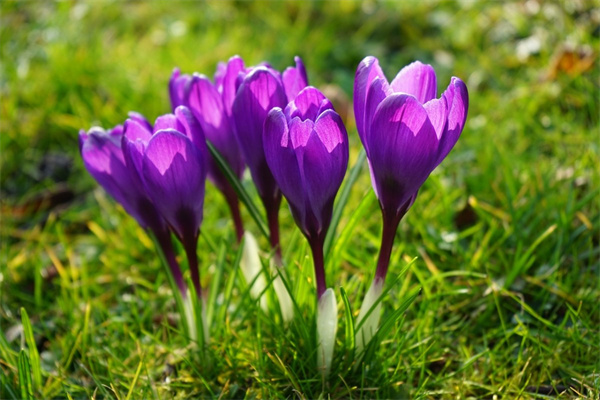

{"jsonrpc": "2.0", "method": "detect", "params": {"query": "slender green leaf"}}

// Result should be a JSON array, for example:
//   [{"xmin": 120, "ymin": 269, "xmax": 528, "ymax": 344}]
[
  {"xmin": 1, "ymin": 367, "xmax": 19, "ymax": 400},
  {"xmin": 20, "ymin": 308, "xmax": 41, "ymax": 392},
  {"xmin": 149, "ymin": 233, "xmax": 191, "ymax": 342},
  {"xmin": 18, "ymin": 350, "xmax": 33, "ymax": 400},
  {"xmin": 323, "ymin": 149, "xmax": 366, "ymax": 258},
  {"xmin": 0, "ymin": 329, "xmax": 17, "ymax": 366},
  {"xmin": 206, "ymin": 141, "xmax": 269, "ymax": 239},
  {"xmin": 354, "ymin": 258, "xmax": 416, "ymax": 333},
  {"xmin": 340, "ymin": 287, "xmax": 355, "ymax": 367},
  {"xmin": 218, "ymin": 240, "xmax": 243, "ymax": 325},
  {"xmin": 125, "ymin": 359, "xmax": 144, "ymax": 400},
  {"xmin": 206, "ymin": 241, "xmax": 227, "ymax": 325}
]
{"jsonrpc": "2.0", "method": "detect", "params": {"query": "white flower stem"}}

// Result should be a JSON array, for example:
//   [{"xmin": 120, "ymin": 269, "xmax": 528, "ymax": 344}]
[
  {"xmin": 355, "ymin": 278, "xmax": 384, "ymax": 357},
  {"xmin": 317, "ymin": 288, "xmax": 338, "ymax": 377},
  {"xmin": 239, "ymin": 232, "xmax": 268, "ymax": 311},
  {"xmin": 270, "ymin": 259, "xmax": 294, "ymax": 322}
]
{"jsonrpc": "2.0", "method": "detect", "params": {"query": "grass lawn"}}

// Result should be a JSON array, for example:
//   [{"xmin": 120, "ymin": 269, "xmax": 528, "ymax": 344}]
[{"xmin": 1, "ymin": 1, "xmax": 598, "ymax": 398}]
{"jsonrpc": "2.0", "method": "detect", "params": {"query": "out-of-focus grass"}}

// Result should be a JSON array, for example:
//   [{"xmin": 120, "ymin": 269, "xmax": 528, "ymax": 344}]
[{"xmin": 1, "ymin": 1, "xmax": 598, "ymax": 398}]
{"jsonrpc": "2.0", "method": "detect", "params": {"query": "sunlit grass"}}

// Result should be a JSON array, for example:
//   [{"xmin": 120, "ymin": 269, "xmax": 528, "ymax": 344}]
[{"xmin": 1, "ymin": 1, "xmax": 598, "ymax": 398}]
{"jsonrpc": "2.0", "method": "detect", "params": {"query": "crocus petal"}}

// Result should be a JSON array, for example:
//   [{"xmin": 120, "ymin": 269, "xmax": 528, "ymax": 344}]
[
  {"xmin": 154, "ymin": 114, "xmax": 182, "ymax": 133},
  {"xmin": 282, "ymin": 56, "xmax": 309, "ymax": 102},
  {"xmin": 285, "ymin": 86, "xmax": 333, "ymax": 122},
  {"xmin": 302, "ymin": 110, "xmax": 348, "ymax": 232},
  {"xmin": 80, "ymin": 128, "xmax": 146, "ymax": 227},
  {"xmin": 232, "ymin": 67, "xmax": 287, "ymax": 198},
  {"xmin": 289, "ymin": 117, "xmax": 314, "ymax": 149},
  {"xmin": 188, "ymin": 75, "xmax": 225, "ymax": 135},
  {"xmin": 221, "ymin": 55, "xmax": 246, "ymax": 118},
  {"xmin": 367, "ymin": 94, "xmax": 439, "ymax": 213},
  {"xmin": 174, "ymin": 105, "xmax": 207, "ymax": 154},
  {"xmin": 214, "ymin": 61, "xmax": 227, "ymax": 90},
  {"xmin": 263, "ymin": 108, "xmax": 306, "ymax": 221},
  {"xmin": 390, "ymin": 61, "xmax": 437, "ymax": 103},
  {"xmin": 169, "ymin": 68, "xmax": 192, "ymax": 110},
  {"xmin": 353, "ymin": 56, "xmax": 386, "ymax": 142},
  {"xmin": 123, "ymin": 118, "xmax": 152, "ymax": 142},
  {"xmin": 423, "ymin": 96, "xmax": 448, "ymax": 140},
  {"xmin": 127, "ymin": 112, "xmax": 153, "ymax": 132},
  {"xmin": 123, "ymin": 135, "xmax": 146, "ymax": 182},
  {"xmin": 188, "ymin": 75, "xmax": 244, "ymax": 179},
  {"xmin": 362, "ymin": 77, "xmax": 392, "ymax": 153},
  {"xmin": 122, "ymin": 118, "xmax": 152, "ymax": 191},
  {"xmin": 142, "ymin": 130, "xmax": 206, "ymax": 240},
  {"xmin": 436, "ymin": 77, "xmax": 469, "ymax": 166}
]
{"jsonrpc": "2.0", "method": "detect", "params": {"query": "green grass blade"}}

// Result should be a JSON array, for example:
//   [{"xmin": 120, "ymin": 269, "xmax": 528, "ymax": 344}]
[
  {"xmin": 148, "ymin": 233, "xmax": 191, "ymax": 342},
  {"xmin": 330, "ymin": 190, "xmax": 376, "ymax": 268},
  {"xmin": 218, "ymin": 240, "xmax": 243, "ymax": 325},
  {"xmin": 206, "ymin": 141, "xmax": 269, "ymax": 239},
  {"xmin": 206, "ymin": 241, "xmax": 227, "ymax": 326},
  {"xmin": 18, "ymin": 349, "xmax": 33, "ymax": 400},
  {"xmin": 505, "ymin": 224, "xmax": 557, "ymax": 288},
  {"xmin": 1, "ymin": 367, "xmax": 19, "ymax": 400},
  {"xmin": 0, "ymin": 329, "xmax": 17, "ymax": 366},
  {"xmin": 125, "ymin": 359, "xmax": 144, "ymax": 400},
  {"xmin": 362, "ymin": 286, "xmax": 420, "ymax": 365},
  {"xmin": 323, "ymin": 149, "xmax": 367, "ymax": 258},
  {"xmin": 340, "ymin": 287, "xmax": 355, "ymax": 367},
  {"xmin": 20, "ymin": 308, "xmax": 41, "ymax": 392},
  {"xmin": 354, "ymin": 258, "xmax": 416, "ymax": 333}
]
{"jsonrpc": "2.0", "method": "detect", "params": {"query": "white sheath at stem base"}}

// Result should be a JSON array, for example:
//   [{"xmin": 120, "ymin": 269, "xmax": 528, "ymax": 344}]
[
  {"xmin": 317, "ymin": 288, "xmax": 338, "ymax": 377},
  {"xmin": 355, "ymin": 278, "xmax": 383, "ymax": 357},
  {"xmin": 201, "ymin": 296, "xmax": 209, "ymax": 345},
  {"xmin": 239, "ymin": 232, "xmax": 268, "ymax": 311},
  {"xmin": 270, "ymin": 259, "xmax": 294, "ymax": 322},
  {"xmin": 182, "ymin": 292, "xmax": 197, "ymax": 341},
  {"xmin": 183, "ymin": 291, "xmax": 210, "ymax": 345}
]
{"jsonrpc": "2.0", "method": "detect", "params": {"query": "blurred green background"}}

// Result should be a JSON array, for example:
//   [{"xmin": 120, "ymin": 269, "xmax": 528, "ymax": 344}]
[{"xmin": 1, "ymin": 1, "xmax": 598, "ymax": 398}]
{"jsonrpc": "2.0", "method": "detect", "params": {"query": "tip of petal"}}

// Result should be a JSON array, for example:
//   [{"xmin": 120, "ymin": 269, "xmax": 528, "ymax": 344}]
[{"xmin": 314, "ymin": 109, "xmax": 347, "ymax": 153}]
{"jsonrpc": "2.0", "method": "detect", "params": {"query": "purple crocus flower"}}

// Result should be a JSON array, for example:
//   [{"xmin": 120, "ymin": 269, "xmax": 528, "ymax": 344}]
[
  {"xmin": 169, "ymin": 68, "xmax": 192, "ymax": 110},
  {"xmin": 123, "ymin": 106, "xmax": 208, "ymax": 298},
  {"xmin": 231, "ymin": 56, "xmax": 308, "ymax": 257},
  {"xmin": 354, "ymin": 56, "xmax": 469, "ymax": 283},
  {"xmin": 169, "ymin": 58, "xmax": 247, "ymax": 242},
  {"xmin": 79, "ymin": 115, "xmax": 186, "ymax": 295},
  {"xmin": 186, "ymin": 73, "xmax": 246, "ymax": 241},
  {"xmin": 264, "ymin": 86, "xmax": 348, "ymax": 299},
  {"xmin": 282, "ymin": 56, "xmax": 309, "ymax": 102}
]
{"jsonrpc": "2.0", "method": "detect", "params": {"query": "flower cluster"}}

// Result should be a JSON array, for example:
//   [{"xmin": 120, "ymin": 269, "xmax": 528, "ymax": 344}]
[{"xmin": 80, "ymin": 55, "xmax": 468, "ymax": 374}]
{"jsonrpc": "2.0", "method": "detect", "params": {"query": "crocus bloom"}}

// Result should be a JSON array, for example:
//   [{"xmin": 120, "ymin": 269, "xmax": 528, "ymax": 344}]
[
  {"xmin": 79, "ymin": 117, "xmax": 186, "ymax": 296},
  {"xmin": 123, "ymin": 106, "xmax": 208, "ymax": 299},
  {"xmin": 353, "ymin": 56, "xmax": 468, "ymax": 352},
  {"xmin": 264, "ymin": 87, "xmax": 347, "ymax": 376},
  {"xmin": 355, "ymin": 56, "xmax": 468, "ymax": 282},
  {"xmin": 169, "ymin": 68, "xmax": 191, "ymax": 110},
  {"xmin": 169, "ymin": 62, "xmax": 246, "ymax": 242},
  {"xmin": 263, "ymin": 86, "xmax": 348, "ymax": 299},
  {"xmin": 232, "ymin": 56, "xmax": 308, "ymax": 257}
]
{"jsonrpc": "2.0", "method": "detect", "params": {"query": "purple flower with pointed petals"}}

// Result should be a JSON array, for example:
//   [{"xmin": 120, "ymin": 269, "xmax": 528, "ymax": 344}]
[
  {"xmin": 354, "ymin": 56, "xmax": 469, "ymax": 282},
  {"xmin": 122, "ymin": 106, "xmax": 208, "ymax": 298},
  {"xmin": 264, "ymin": 87, "xmax": 348, "ymax": 299},
  {"xmin": 169, "ymin": 57, "xmax": 247, "ymax": 242},
  {"xmin": 79, "ymin": 114, "xmax": 187, "ymax": 295},
  {"xmin": 187, "ymin": 72, "xmax": 246, "ymax": 241},
  {"xmin": 123, "ymin": 106, "xmax": 207, "ymax": 297},
  {"xmin": 232, "ymin": 66, "xmax": 289, "ymax": 255},
  {"xmin": 169, "ymin": 68, "xmax": 192, "ymax": 110},
  {"xmin": 231, "ymin": 55, "xmax": 308, "ymax": 257},
  {"xmin": 282, "ymin": 56, "xmax": 309, "ymax": 102}
]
